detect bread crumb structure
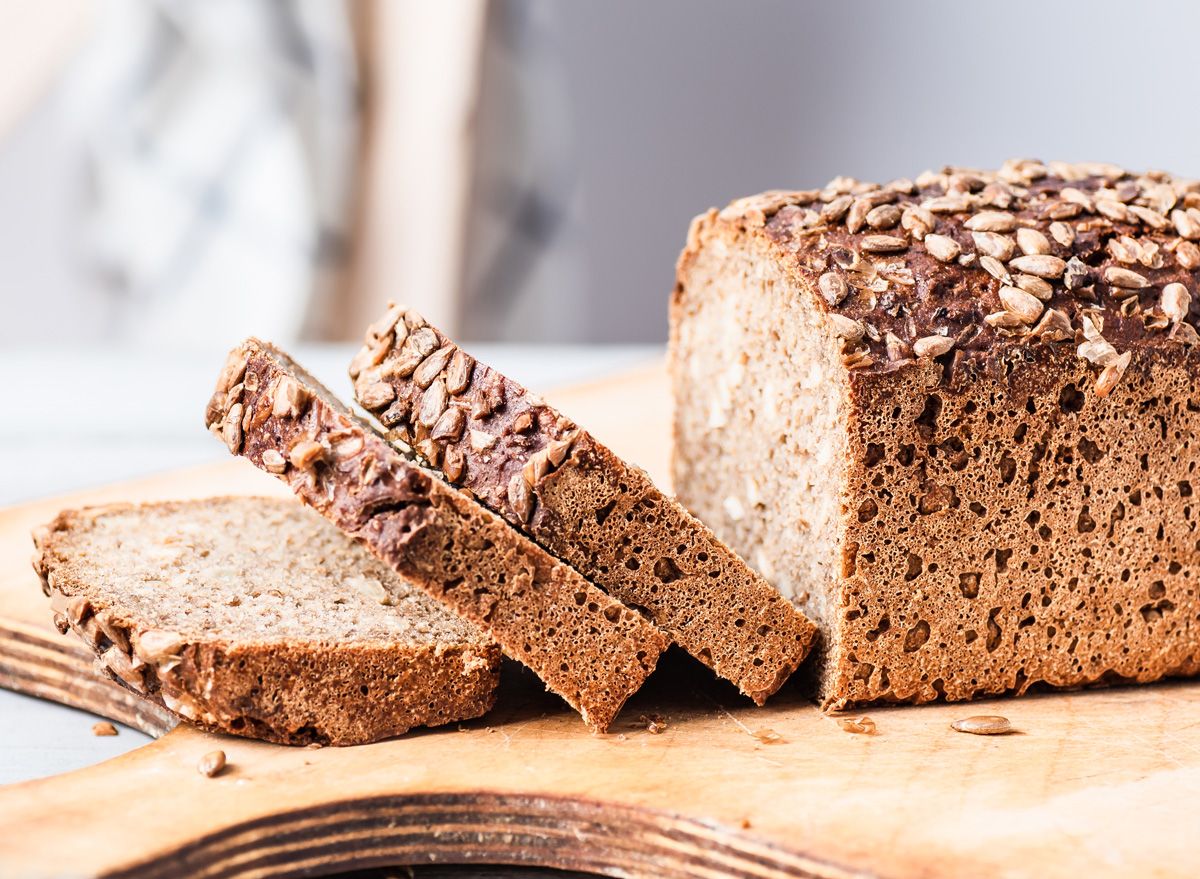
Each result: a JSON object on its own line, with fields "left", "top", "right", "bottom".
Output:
{"left": 673, "top": 160, "right": 1200, "bottom": 710}
{"left": 34, "top": 498, "right": 502, "bottom": 746}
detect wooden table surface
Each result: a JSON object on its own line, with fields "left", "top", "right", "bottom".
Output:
{"left": 3, "top": 347, "right": 1199, "bottom": 879}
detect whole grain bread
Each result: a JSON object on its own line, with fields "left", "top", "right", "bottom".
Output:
{"left": 205, "top": 339, "right": 668, "bottom": 731}
{"left": 672, "top": 159, "right": 1200, "bottom": 710}
{"left": 32, "top": 497, "right": 501, "bottom": 746}
{"left": 348, "top": 304, "right": 818, "bottom": 705}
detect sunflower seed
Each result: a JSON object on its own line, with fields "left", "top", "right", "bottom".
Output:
{"left": 1176, "top": 321, "right": 1200, "bottom": 344}
{"left": 413, "top": 345, "right": 455, "bottom": 389}
{"left": 443, "top": 446, "right": 466, "bottom": 482}
{"left": 222, "top": 404, "right": 243, "bottom": 453}
{"left": 469, "top": 429, "right": 496, "bottom": 450}
{"left": 445, "top": 350, "right": 475, "bottom": 395}
{"left": 1048, "top": 221, "right": 1076, "bottom": 248}
{"left": 197, "top": 750, "right": 227, "bottom": 778}
{"left": 1015, "top": 228, "right": 1051, "bottom": 256}
{"left": 1162, "top": 283, "right": 1191, "bottom": 323}
{"left": 272, "top": 377, "right": 310, "bottom": 419}
{"left": 261, "top": 449, "right": 287, "bottom": 473}
{"left": 999, "top": 286, "right": 1045, "bottom": 323}
{"left": 860, "top": 235, "right": 908, "bottom": 253}
{"left": 821, "top": 195, "right": 853, "bottom": 222}
{"left": 357, "top": 381, "right": 396, "bottom": 411}
{"left": 1107, "top": 237, "right": 1140, "bottom": 265}
{"left": 984, "top": 311, "right": 1027, "bottom": 330}
{"left": 885, "top": 332, "right": 911, "bottom": 361}
{"left": 964, "top": 211, "right": 1016, "bottom": 232}
{"left": 924, "top": 234, "right": 961, "bottom": 263}
{"left": 1128, "top": 204, "right": 1169, "bottom": 229}
{"left": 1172, "top": 208, "right": 1200, "bottom": 239}
{"left": 979, "top": 255, "right": 1012, "bottom": 284}
{"left": 1095, "top": 199, "right": 1128, "bottom": 222}
{"left": 1009, "top": 254, "right": 1066, "bottom": 278}
{"left": 924, "top": 194, "right": 971, "bottom": 213}
{"left": 913, "top": 335, "right": 954, "bottom": 358}
{"left": 1095, "top": 350, "right": 1132, "bottom": 398}
{"left": 1014, "top": 274, "right": 1053, "bottom": 301}
{"left": 838, "top": 716, "right": 876, "bottom": 735}
{"left": 829, "top": 314, "right": 865, "bottom": 340}
{"left": 1061, "top": 187, "right": 1094, "bottom": 210}
{"left": 901, "top": 206, "right": 936, "bottom": 239}
{"left": 1103, "top": 266, "right": 1149, "bottom": 289}
{"left": 971, "top": 231, "right": 1015, "bottom": 261}
{"left": 1030, "top": 307, "right": 1073, "bottom": 341}
{"left": 846, "top": 198, "right": 871, "bottom": 233}
{"left": 417, "top": 380, "right": 448, "bottom": 427}
{"left": 430, "top": 406, "right": 466, "bottom": 442}
{"left": 1063, "top": 257, "right": 1091, "bottom": 290}
{"left": 866, "top": 203, "right": 902, "bottom": 229}
{"left": 1079, "top": 338, "right": 1119, "bottom": 367}
{"left": 288, "top": 439, "right": 326, "bottom": 470}
{"left": 546, "top": 434, "right": 577, "bottom": 467}
{"left": 508, "top": 473, "right": 534, "bottom": 523}
{"left": 950, "top": 715, "right": 1012, "bottom": 735}
{"left": 818, "top": 272, "right": 850, "bottom": 306}
{"left": 1176, "top": 241, "right": 1200, "bottom": 269}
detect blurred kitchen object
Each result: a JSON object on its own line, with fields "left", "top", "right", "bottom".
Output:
{"left": 0, "top": 0, "right": 487, "bottom": 348}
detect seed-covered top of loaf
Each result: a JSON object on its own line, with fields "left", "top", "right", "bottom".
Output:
{"left": 709, "top": 159, "right": 1199, "bottom": 396}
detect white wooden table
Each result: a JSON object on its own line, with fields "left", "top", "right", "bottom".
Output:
{"left": 0, "top": 343, "right": 660, "bottom": 786}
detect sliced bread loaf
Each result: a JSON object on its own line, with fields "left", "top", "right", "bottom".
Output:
{"left": 205, "top": 339, "right": 669, "bottom": 732}
{"left": 32, "top": 497, "right": 501, "bottom": 746}
{"left": 348, "top": 304, "right": 818, "bottom": 705}
{"left": 672, "top": 160, "right": 1200, "bottom": 709}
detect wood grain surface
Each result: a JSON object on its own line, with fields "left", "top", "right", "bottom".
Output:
{"left": 1, "top": 363, "right": 1198, "bottom": 879}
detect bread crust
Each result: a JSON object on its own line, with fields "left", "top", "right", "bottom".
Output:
{"left": 673, "top": 160, "right": 1200, "bottom": 709}
{"left": 205, "top": 341, "right": 669, "bottom": 731}
{"left": 348, "top": 304, "right": 817, "bottom": 705}
{"left": 32, "top": 500, "right": 502, "bottom": 746}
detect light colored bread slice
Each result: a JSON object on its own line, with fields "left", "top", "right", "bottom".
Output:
{"left": 32, "top": 497, "right": 502, "bottom": 746}
{"left": 349, "top": 303, "right": 818, "bottom": 705}
{"left": 205, "top": 339, "right": 669, "bottom": 732}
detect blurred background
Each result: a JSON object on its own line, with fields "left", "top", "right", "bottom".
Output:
{"left": 4, "top": 0, "right": 1200, "bottom": 349}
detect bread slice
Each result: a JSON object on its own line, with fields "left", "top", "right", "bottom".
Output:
{"left": 31, "top": 497, "right": 501, "bottom": 746}
{"left": 348, "top": 305, "right": 818, "bottom": 705}
{"left": 672, "top": 160, "right": 1200, "bottom": 709}
{"left": 205, "top": 339, "right": 668, "bottom": 731}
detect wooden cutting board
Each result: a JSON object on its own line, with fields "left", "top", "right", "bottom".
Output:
{"left": 2, "top": 362, "right": 1198, "bottom": 879}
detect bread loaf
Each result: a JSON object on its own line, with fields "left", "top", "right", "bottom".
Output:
{"left": 206, "top": 339, "right": 669, "bottom": 731}
{"left": 348, "top": 304, "right": 818, "bottom": 705}
{"left": 32, "top": 497, "right": 501, "bottom": 745}
{"left": 672, "top": 159, "right": 1200, "bottom": 709}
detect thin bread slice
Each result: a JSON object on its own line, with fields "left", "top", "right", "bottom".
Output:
{"left": 32, "top": 497, "right": 501, "bottom": 746}
{"left": 205, "top": 339, "right": 669, "bottom": 732}
{"left": 349, "top": 304, "right": 818, "bottom": 704}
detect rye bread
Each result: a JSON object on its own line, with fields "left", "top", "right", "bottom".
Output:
{"left": 205, "top": 339, "right": 669, "bottom": 731}
{"left": 348, "top": 304, "right": 818, "bottom": 705}
{"left": 672, "top": 159, "right": 1200, "bottom": 709}
{"left": 32, "top": 497, "right": 501, "bottom": 746}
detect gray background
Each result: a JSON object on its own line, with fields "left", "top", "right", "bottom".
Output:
{"left": 2, "top": 0, "right": 1196, "bottom": 345}
{"left": 464, "top": 0, "right": 1200, "bottom": 341}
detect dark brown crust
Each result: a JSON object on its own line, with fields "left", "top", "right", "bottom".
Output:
{"left": 32, "top": 501, "right": 502, "bottom": 747}
{"left": 205, "top": 340, "right": 668, "bottom": 731}
{"left": 699, "top": 161, "right": 1200, "bottom": 394}
{"left": 349, "top": 306, "right": 818, "bottom": 705}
